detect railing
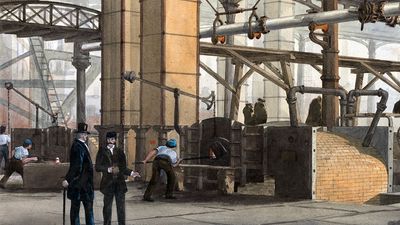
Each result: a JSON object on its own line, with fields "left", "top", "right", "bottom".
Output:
{"left": 0, "top": 1, "right": 100, "bottom": 31}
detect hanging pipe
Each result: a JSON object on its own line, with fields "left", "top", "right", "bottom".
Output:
{"left": 347, "top": 88, "right": 388, "bottom": 147}
{"left": 199, "top": 2, "right": 400, "bottom": 38}
{"left": 287, "top": 85, "right": 347, "bottom": 127}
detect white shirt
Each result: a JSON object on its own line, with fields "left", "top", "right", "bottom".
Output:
{"left": 14, "top": 146, "right": 29, "bottom": 160}
{"left": 106, "top": 145, "right": 136, "bottom": 177}
{"left": 107, "top": 145, "right": 114, "bottom": 155}
{"left": 0, "top": 134, "right": 10, "bottom": 145}
{"left": 156, "top": 146, "right": 178, "bottom": 164}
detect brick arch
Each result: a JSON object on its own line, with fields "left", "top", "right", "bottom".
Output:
{"left": 316, "top": 132, "right": 387, "bottom": 204}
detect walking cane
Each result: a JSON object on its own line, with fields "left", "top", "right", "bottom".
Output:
{"left": 63, "top": 187, "right": 66, "bottom": 225}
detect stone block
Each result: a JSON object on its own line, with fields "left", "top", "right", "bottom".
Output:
{"left": 23, "top": 163, "right": 101, "bottom": 190}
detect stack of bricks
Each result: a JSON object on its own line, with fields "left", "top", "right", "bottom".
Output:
{"left": 316, "top": 132, "right": 387, "bottom": 204}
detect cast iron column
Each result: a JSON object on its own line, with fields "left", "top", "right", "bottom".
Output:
{"left": 297, "top": 34, "right": 307, "bottom": 120}
{"left": 321, "top": 0, "right": 339, "bottom": 130}
{"left": 72, "top": 42, "right": 91, "bottom": 124}
{"left": 222, "top": 0, "right": 239, "bottom": 118}
{"left": 367, "top": 40, "right": 377, "bottom": 114}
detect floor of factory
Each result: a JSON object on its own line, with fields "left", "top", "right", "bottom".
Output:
{"left": 0, "top": 174, "right": 399, "bottom": 225}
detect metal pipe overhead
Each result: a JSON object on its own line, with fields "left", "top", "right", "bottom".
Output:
{"left": 81, "top": 42, "right": 101, "bottom": 52}
{"left": 199, "top": 2, "right": 400, "bottom": 38}
{"left": 83, "top": 3, "right": 400, "bottom": 49}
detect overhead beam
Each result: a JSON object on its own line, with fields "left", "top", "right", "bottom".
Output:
{"left": 311, "top": 64, "right": 322, "bottom": 74}
{"left": 0, "top": 79, "right": 76, "bottom": 88}
{"left": 360, "top": 62, "right": 400, "bottom": 93}
{"left": 0, "top": 24, "right": 25, "bottom": 33}
{"left": 15, "top": 29, "right": 53, "bottom": 38}
{"left": 199, "top": 61, "right": 236, "bottom": 94}
{"left": 386, "top": 71, "right": 400, "bottom": 88}
{"left": 237, "top": 68, "right": 255, "bottom": 88}
{"left": 0, "top": 97, "right": 32, "bottom": 120}
{"left": 200, "top": 42, "right": 400, "bottom": 72}
{"left": 263, "top": 62, "right": 284, "bottom": 79}
{"left": 224, "top": 49, "right": 289, "bottom": 91}
{"left": 0, "top": 51, "right": 32, "bottom": 71}
{"left": 363, "top": 76, "right": 379, "bottom": 90}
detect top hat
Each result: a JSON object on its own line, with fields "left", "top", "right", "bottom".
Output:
{"left": 106, "top": 131, "right": 117, "bottom": 139}
{"left": 75, "top": 122, "right": 90, "bottom": 134}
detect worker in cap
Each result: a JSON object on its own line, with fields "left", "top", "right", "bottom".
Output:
{"left": 142, "top": 138, "right": 181, "bottom": 202}
{"left": 96, "top": 131, "right": 140, "bottom": 225}
{"left": 0, "top": 138, "right": 37, "bottom": 188}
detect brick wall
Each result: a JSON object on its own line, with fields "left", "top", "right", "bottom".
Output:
{"left": 316, "top": 132, "right": 387, "bottom": 204}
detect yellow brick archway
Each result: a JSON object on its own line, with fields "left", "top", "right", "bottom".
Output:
{"left": 316, "top": 132, "right": 387, "bottom": 204}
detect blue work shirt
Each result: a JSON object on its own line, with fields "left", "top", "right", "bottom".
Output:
{"left": 14, "top": 146, "right": 29, "bottom": 160}
{"left": 156, "top": 146, "right": 178, "bottom": 164}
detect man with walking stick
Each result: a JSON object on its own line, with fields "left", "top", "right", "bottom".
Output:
{"left": 62, "top": 123, "right": 94, "bottom": 225}
{"left": 95, "top": 131, "right": 140, "bottom": 225}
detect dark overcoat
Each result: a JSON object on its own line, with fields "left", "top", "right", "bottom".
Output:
{"left": 65, "top": 139, "right": 94, "bottom": 201}
{"left": 95, "top": 146, "right": 132, "bottom": 194}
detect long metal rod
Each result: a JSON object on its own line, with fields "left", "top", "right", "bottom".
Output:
{"left": 5, "top": 83, "right": 54, "bottom": 117}
{"left": 199, "top": 2, "right": 400, "bottom": 38}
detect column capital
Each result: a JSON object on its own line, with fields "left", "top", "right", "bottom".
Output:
{"left": 132, "top": 125, "right": 151, "bottom": 134}
{"left": 72, "top": 55, "right": 91, "bottom": 70}
{"left": 72, "top": 42, "right": 91, "bottom": 70}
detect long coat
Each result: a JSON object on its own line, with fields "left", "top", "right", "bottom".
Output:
{"left": 95, "top": 146, "right": 132, "bottom": 194}
{"left": 65, "top": 139, "right": 94, "bottom": 201}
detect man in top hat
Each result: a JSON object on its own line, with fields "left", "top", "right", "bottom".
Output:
{"left": 95, "top": 131, "right": 140, "bottom": 225}
{"left": 62, "top": 122, "right": 94, "bottom": 225}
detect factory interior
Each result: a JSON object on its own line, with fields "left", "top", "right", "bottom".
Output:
{"left": 1, "top": 0, "right": 400, "bottom": 224}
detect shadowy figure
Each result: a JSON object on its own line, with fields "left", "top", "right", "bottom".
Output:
{"left": 253, "top": 98, "right": 267, "bottom": 125}
{"left": 306, "top": 96, "right": 323, "bottom": 126}
{"left": 243, "top": 103, "right": 254, "bottom": 125}
{"left": 393, "top": 100, "right": 400, "bottom": 113}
